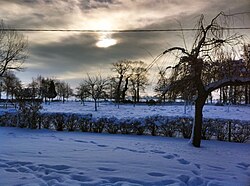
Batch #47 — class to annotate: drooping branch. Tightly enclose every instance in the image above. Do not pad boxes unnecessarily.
[205,77,250,93]
[163,47,190,56]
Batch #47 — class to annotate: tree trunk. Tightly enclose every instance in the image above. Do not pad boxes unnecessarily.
[192,94,207,147]
[94,99,97,111]
[121,77,129,102]
[219,87,222,103]
[233,86,237,104]
[136,81,139,103]
[222,86,227,104]
[245,85,249,104]
[116,75,123,103]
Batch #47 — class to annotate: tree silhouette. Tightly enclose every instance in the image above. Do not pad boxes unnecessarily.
[0,21,28,76]
[46,80,57,103]
[161,12,250,147]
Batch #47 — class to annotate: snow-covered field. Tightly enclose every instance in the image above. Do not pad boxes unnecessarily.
[0,127,250,186]
[1,102,250,185]
[42,101,250,121]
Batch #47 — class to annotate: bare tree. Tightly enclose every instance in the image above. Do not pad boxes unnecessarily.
[112,60,132,103]
[84,75,108,111]
[2,71,22,100]
[56,81,73,103]
[161,12,250,147]
[130,61,148,103]
[75,83,90,104]
[155,69,170,102]
[0,21,28,76]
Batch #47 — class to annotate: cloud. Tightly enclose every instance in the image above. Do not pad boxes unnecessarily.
[1,0,250,88]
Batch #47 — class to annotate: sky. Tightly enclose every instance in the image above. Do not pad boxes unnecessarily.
[0,0,250,93]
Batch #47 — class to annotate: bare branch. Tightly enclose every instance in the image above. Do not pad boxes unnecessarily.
[163,47,190,56]
[205,77,250,93]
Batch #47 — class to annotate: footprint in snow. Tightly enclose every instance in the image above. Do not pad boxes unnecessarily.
[177,158,190,165]
[206,165,225,171]
[191,170,200,176]
[6,161,32,166]
[74,139,88,143]
[90,141,98,144]
[98,167,116,172]
[147,172,166,177]
[236,162,250,170]
[150,150,165,154]
[97,145,108,148]
[38,164,72,171]
[194,163,201,169]
[163,154,175,159]
[4,168,18,173]
[177,174,190,183]
[0,163,9,168]
[70,174,93,182]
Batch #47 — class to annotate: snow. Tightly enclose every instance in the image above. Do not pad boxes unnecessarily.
[42,101,250,121]
[0,127,249,186]
[1,102,250,185]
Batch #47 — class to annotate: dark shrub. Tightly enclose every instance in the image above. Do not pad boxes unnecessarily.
[78,115,92,132]
[105,117,119,134]
[92,118,106,133]
[179,118,193,139]
[132,119,145,135]
[53,113,65,131]
[65,114,79,131]
[231,123,250,143]
[17,101,42,129]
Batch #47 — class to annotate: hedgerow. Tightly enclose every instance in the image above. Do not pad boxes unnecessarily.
[0,111,249,143]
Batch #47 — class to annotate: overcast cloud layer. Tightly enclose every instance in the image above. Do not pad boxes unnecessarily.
[0,0,250,89]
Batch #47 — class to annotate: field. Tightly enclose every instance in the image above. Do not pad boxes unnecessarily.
[41,101,250,121]
[0,102,250,186]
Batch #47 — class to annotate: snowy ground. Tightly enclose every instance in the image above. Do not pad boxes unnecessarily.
[1,102,250,185]
[42,101,250,121]
[0,127,250,186]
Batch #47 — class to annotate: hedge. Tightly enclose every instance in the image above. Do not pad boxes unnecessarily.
[0,112,249,143]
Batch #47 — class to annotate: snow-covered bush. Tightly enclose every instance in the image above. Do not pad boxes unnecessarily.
[202,119,215,140]
[17,101,42,129]
[178,118,193,139]
[119,118,134,134]
[78,114,92,132]
[52,113,66,131]
[159,119,178,137]
[65,114,79,131]
[40,113,54,129]
[231,123,250,143]
[92,117,106,133]
[0,112,17,127]
[145,116,159,136]
[215,120,228,141]
[131,118,145,135]
[1,109,249,143]
[105,117,120,134]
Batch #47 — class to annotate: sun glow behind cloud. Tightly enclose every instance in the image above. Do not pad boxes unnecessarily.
[91,20,118,48]
[96,37,117,48]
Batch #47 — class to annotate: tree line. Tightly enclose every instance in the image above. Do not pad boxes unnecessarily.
[0,60,149,109]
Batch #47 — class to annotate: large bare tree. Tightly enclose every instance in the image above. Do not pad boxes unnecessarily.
[130,61,148,103]
[0,21,28,76]
[161,12,250,147]
[112,60,132,103]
